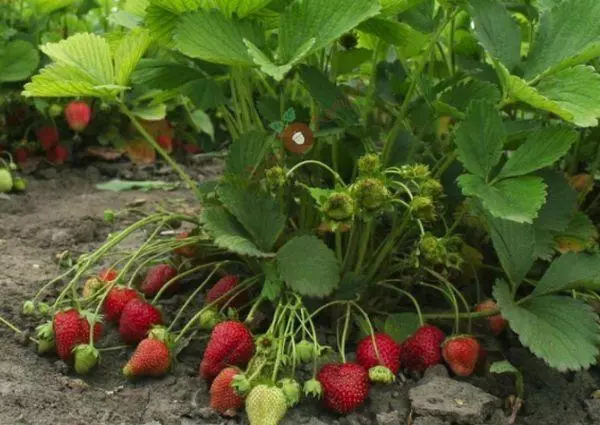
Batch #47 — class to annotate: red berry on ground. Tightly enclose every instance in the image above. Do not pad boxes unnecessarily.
[210,366,245,416]
[53,309,103,361]
[103,286,141,322]
[157,135,173,153]
[119,299,163,344]
[123,338,170,377]
[47,145,69,165]
[14,147,29,165]
[356,333,402,375]
[199,321,254,381]
[205,275,246,309]
[475,300,507,335]
[318,362,370,414]
[36,126,59,151]
[140,264,178,297]
[98,268,118,282]
[65,101,91,132]
[401,324,445,373]
[442,335,481,377]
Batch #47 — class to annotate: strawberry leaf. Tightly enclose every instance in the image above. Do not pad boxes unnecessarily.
[533,253,600,297]
[277,235,340,298]
[494,280,600,372]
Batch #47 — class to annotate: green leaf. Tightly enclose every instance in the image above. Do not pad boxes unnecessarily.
[109,10,143,29]
[535,170,577,232]
[201,207,274,258]
[486,215,535,286]
[534,253,600,297]
[96,179,178,191]
[188,109,214,140]
[459,174,547,223]
[333,272,369,300]
[145,4,180,47]
[279,0,380,63]
[454,100,505,179]
[218,184,285,252]
[226,131,272,177]
[489,360,523,397]
[124,0,150,16]
[113,28,151,86]
[497,126,578,179]
[132,103,167,120]
[282,108,296,123]
[358,18,429,57]
[535,66,600,127]
[439,79,501,113]
[205,0,274,18]
[244,38,315,81]
[149,0,203,13]
[131,59,206,90]
[0,40,40,82]
[183,79,227,109]
[467,0,521,70]
[494,280,600,371]
[524,0,600,79]
[23,33,120,98]
[35,0,76,14]
[175,9,260,66]
[261,260,283,301]
[277,235,340,298]
[506,74,572,122]
[379,0,425,17]
[384,313,421,344]
[298,65,360,126]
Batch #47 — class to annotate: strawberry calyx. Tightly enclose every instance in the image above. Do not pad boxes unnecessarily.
[368,365,396,384]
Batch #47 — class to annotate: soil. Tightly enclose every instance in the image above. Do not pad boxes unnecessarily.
[0,165,599,425]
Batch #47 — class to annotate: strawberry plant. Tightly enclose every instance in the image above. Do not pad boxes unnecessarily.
[4,0,600,424]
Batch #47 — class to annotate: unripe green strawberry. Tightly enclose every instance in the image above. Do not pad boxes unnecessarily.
[12,177,27,192]
[73,344,100,375]
[0,169,13,193]
[278,378,301,407]
[295,340,317,363]
[22,300,35,316]
[199,308,220,330]
[357,153,381,176]
[352,178,389,211]
[303,378,323,399]
[246,385,288,425]
[36,321,54,354]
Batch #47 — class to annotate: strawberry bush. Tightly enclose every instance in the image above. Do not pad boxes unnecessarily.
[4,0,600,423]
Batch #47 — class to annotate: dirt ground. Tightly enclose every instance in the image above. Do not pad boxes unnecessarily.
[1,167,599,425]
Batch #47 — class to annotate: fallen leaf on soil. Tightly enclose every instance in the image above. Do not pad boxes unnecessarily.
[96,180,179,192]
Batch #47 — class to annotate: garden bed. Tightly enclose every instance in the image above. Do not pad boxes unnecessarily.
[0,170,598,425]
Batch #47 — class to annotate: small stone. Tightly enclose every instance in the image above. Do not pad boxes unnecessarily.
[423,364,449,380]
[409,376,499,424]
[392,392,400,399]
[586,399,600,421]
[53,360,69,374]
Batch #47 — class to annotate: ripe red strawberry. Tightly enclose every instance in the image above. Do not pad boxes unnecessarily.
[119,299,163,344]
[182,143,202,154]
[174,231,196,257]
[65,101,91,132]
[14,146,28,165]
[103,286,141,322]
[200,321,254,381]
[210,366,245,416]
[157,135,173,153]
[36,126,59,151]
[401,324,445,373]
[356,333,402,374]
[442,335,481,377]
[318,362,370,414]
[123,338,170,377]
[205,275,246,309]
[98,268,118,282]
[475,300,507,335]
[53,309,103,361]
[47,145,69,164]
[140,264,178,297]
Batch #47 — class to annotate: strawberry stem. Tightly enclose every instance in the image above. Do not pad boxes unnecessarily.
[338,303,352,363]
[376,281,424,325]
